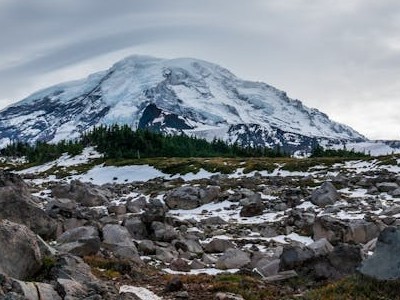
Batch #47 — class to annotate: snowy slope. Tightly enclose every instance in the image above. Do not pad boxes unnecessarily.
[0,55,366,151]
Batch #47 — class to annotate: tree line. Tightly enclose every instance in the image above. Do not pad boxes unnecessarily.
[310,143,369,158]
[1,125,287,163]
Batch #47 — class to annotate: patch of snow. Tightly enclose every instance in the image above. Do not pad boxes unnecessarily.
[74,164,165,184]
[296,201,316,209]
[169,200,285,224]
[171,168,219,181]
[119,286,162,300]
[163,268,239,275]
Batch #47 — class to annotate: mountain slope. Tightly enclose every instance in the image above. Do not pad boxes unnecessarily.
[0,55,366,152]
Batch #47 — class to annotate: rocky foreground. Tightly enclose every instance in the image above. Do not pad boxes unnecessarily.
[1,158,400,299]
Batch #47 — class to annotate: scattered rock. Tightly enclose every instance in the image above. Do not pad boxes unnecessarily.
[255,258,280,277]
[313,216,380,244]
[216,249,250,270]
[165,186,220,210]
[376,182,399,193]
[204,239,236,253]
[170,258,191,272]
[201,216,227,226]
[310,181,339,207]
[56,226,100,257]
[138,240,156,255]
[151,221,178,242]
[360,226,400,280]
[126,196,147,213]
[141,198,167,224]
[102,224,140,261]
[0,220,43,280]
[108,203,127,215]
[0,173,57,239]
[280,245,314,270]
[307,238,334,256]
[239,193,264,217]
[123,216,148,240]
[51,180,110,207]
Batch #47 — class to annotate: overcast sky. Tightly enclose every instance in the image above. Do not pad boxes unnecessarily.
[0,0,399,140]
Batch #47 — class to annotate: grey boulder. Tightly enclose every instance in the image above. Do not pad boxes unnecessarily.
[102,224,140,261]
[0,220,43,280]
[56,226,100,256]
[360,226,400,280]
[310,181,339,207]
[165,185,220,210]
[216,249,250,270]
[51,180,110,207]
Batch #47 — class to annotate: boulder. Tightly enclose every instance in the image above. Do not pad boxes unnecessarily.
[45,198,77,218]
[174,238,203,255]
[170,258,191,272]
[155,247,178,263]
[328,243,362,275]
[313,216,380,245]
[7,280,62,300]
[307,238,334,257]
[216,249,250,270]
[255,258,280,277]
[310,181,339,207]
[239,193,264,217]
[56,226,100,256]
[53,253,118,298]
[123,216,148,240]
[360,226,400,280]
[0,220,43,280]
[344,220,380,244]
[0,172,57,240]
[126,196,147,213]
[151,221,178,242]
[280,245,314,270]
[102,224,140,261]
[107,203,127,215]
[138,240,156,255]
[35,282,62,300]
[204,239,236,253]
[56,279,88,299]
[140,198,167,224]
[201,216,227,226]
[390,188,400,198]
[376,182,399,193]
[51,180,110,207]
[165,186,220,210]
[311,243,362,280]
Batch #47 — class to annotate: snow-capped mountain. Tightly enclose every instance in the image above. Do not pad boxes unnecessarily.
[0,55,366,152]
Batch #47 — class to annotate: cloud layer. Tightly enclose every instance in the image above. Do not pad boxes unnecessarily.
[0,0,399,139]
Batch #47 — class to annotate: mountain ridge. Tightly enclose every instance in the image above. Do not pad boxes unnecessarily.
[0,55,366,152]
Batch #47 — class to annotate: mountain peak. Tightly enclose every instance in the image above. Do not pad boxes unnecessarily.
[0,55,365,151]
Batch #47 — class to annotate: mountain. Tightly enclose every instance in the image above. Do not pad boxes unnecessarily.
[0,55,366,153]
